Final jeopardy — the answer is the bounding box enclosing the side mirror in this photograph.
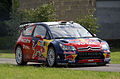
[93,34,97,37]
[35,35,43,40]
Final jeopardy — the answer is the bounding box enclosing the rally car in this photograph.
[15,21,111,67]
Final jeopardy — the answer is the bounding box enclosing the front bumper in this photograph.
[56,50,111,64]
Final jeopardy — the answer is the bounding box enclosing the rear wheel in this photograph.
[47,47,56,67]
[15,46,27,65]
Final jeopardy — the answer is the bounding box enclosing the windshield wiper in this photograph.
[78,37,93,38]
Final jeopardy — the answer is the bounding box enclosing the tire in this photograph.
[15,46,27,65]
[46,47,56,67]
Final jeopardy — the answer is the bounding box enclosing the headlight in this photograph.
[101,44,109,50]
[60,44,76,51]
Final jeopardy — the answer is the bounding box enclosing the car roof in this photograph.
[19,21,82,28]
[42,22,59,26]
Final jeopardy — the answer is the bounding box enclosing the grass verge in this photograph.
[0,50,13,53]
[0,64,120,79]
[111,51,120,64]
[0,53,14,59]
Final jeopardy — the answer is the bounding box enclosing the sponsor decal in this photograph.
[37,51,46,61]
[32,39,53,60]
[32,40,45,59]
[64,54,77,61]
[37,40,44,46]
[69,39,98,45]
[103,53,110,58]
[103,53,107,58]
[64,50,77,61]
[64,55,73,61]
[23,44,30,49]
[64,51,76,54]
[77,42,97,45]
[21,39,31,43]
[104,50,110,53]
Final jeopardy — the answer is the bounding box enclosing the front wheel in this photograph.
[47,47,56,67]
[15,46,27,65]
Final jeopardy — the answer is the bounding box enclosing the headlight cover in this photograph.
[101,44,108,50]
[60,43,76,51]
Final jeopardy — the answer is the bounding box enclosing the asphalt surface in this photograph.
[0,58,120,72]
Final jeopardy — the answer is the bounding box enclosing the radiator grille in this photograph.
[78,47,101,51]
[76,52,104,60]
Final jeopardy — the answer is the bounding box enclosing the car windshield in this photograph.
[49,23,93,39]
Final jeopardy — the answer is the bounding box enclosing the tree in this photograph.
[23,3,56,22]
[75,9,100,34]
[0,0,11,20]
[5,0,56,49]
[0,0,12,37]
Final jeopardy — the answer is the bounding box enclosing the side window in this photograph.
[23,26,34,36]
[33,25,47,38]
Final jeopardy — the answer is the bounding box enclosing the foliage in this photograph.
[7,0,56,36]
[5,0,56,49]
[75,9,100,34]
[0,0,11,37]
[0,22,8,37]
[0,0,11,20]
[23,3,56,22]
[4,0,22,49]
[0,36,12,49]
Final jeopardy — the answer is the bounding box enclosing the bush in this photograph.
[23,3,56,22]
[75,10,100,34]
[0,36,13,49]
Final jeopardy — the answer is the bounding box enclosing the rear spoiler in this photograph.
[19,23,35,33]
[19,22,36,28]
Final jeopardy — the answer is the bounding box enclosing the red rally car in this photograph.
[15,21,111,67]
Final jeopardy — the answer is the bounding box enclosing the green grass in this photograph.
[0,53,15,59]
[0,64,120,79]
[111,51,120,64]
[0,50,13,53]
[0,49,120,79]
[110,48,120,64]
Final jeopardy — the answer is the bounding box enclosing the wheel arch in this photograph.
[15,43,27,65]
[47,42,59,57]
[15,44,23,54]
[47,41,63,55]
[48,43,56,52]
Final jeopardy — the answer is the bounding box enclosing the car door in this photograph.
[32,24,47,61]
[22,25,36,61]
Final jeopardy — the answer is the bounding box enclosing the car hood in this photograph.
[55,38,102,51]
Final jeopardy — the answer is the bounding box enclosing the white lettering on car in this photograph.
[23,44,30,49]
[21,39,31,43]
[77,42,97,45]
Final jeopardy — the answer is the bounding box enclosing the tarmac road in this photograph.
[0,58,120,72]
